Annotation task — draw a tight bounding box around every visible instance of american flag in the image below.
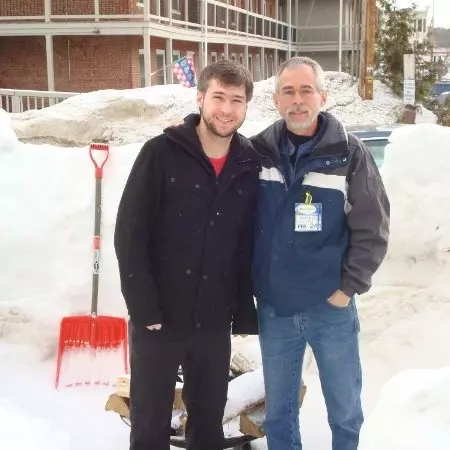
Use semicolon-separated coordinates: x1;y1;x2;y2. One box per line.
173;56;196;88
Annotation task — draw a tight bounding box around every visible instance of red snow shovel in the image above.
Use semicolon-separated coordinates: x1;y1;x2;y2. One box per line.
55;142;128;389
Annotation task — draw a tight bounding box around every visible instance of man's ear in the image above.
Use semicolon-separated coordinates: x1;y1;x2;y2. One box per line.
320;91;328;108
196;92;204;108
272;92;279;108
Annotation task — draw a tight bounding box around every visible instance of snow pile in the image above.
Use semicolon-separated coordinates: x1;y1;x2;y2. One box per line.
359;366;450;450
1;83;450;450
0;399;70;450
10;85;196;147
0;108;19;153
0;128;139;359
375;124;450;294
10;72;436;146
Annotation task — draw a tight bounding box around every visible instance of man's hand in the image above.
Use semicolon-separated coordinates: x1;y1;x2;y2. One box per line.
146;324;162;331
327;289;350;308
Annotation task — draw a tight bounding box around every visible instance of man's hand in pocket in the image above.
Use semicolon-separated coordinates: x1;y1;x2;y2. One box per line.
327;290;350;308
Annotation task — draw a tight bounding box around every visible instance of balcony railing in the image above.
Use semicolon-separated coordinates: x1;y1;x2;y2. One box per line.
0;89;79;113
0;0;357;49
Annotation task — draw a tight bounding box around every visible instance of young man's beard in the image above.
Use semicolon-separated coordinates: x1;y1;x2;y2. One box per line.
199;107;244;138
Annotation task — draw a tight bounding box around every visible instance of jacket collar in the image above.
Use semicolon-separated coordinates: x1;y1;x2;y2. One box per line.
251;112;350;163
164;113;261;167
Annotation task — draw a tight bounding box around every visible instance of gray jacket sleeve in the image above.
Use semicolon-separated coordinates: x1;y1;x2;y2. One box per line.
341;135;390;297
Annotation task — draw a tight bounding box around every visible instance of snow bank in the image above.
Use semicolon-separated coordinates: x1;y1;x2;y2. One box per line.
0;108;19;153
375;124;450;294
0;142;140;360
359;367;450;450
10;72;436;146
0;398;70;450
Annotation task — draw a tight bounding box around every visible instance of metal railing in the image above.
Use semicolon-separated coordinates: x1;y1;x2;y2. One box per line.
0;0;354;48
0;89;79;113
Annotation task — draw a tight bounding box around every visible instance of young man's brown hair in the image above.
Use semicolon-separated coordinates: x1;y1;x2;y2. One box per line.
197;59;254;102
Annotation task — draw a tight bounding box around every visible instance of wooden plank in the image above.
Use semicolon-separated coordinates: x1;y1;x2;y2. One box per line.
239;384;307;438
105;393;130;418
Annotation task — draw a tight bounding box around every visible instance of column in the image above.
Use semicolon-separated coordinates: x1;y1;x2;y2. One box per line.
144;0;150;21
294;0;299;52
45;34;55;92
244;45;249;69
94;0;100;22
45;0;51;22
143;29;152;87
166;38;174;84
260;46;265;79
275;0;279;40
287;0;292;57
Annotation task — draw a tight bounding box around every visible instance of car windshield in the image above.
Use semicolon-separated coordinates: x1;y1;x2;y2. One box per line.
363;139;388;167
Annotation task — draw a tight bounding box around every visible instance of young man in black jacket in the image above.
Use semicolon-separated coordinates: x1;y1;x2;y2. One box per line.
114;60;260;450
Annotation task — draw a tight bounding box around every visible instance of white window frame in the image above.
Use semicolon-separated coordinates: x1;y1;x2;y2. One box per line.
211;52;218;63
230;52;237;62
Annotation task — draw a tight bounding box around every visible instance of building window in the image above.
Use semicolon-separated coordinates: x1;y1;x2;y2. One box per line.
172;0;181;13
255;54;261;81
211;52;218;63
156;49;166;85
230;53;237;62
418;19;423;32
172;50;181;62
239;54;244;65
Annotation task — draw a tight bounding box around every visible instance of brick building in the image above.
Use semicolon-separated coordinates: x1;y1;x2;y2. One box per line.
0;0;364;93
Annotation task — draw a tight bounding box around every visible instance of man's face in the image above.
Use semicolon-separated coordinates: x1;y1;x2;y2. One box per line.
196;79;248;138
273;64;328;133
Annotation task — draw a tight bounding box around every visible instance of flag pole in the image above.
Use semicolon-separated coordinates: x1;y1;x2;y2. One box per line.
150;57;186;77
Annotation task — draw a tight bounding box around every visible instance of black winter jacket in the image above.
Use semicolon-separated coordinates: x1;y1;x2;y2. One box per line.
114;114;260;335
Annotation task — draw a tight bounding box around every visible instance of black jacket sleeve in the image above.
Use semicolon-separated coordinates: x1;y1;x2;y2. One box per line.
231;189;259;335
341;136;390;297
114;139;163;326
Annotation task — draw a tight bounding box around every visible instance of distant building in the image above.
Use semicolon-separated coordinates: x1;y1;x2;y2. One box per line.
0;0;366;93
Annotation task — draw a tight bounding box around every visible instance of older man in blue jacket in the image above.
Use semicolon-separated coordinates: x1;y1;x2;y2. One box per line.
251;56;390;450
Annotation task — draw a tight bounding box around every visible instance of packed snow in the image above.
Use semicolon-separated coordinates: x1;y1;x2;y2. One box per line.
1;80;450;450
10;72;436;147
360;367;450;450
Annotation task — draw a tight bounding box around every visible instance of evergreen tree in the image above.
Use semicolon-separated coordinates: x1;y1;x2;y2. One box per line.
376;0;437;104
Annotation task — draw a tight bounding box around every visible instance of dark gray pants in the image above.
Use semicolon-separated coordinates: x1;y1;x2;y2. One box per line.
129;322;231;450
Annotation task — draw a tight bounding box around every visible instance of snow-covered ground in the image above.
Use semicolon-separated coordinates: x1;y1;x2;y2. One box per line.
10;72;436;147
1;80;449;450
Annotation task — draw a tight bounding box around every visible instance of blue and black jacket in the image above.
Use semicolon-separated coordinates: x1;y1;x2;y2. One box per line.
250;112;390;316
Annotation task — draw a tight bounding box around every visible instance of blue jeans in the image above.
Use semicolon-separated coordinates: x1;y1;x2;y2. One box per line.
258;298;363;450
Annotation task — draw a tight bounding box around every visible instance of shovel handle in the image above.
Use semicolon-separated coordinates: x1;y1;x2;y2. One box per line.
89;143;110;179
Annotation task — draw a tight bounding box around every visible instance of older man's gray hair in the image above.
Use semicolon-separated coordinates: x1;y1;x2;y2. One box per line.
274;56;327;92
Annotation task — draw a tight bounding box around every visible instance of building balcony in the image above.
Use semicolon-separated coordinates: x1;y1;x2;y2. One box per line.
0;0;357;52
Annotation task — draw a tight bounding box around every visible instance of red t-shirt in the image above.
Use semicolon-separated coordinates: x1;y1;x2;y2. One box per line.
209;154;228;176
